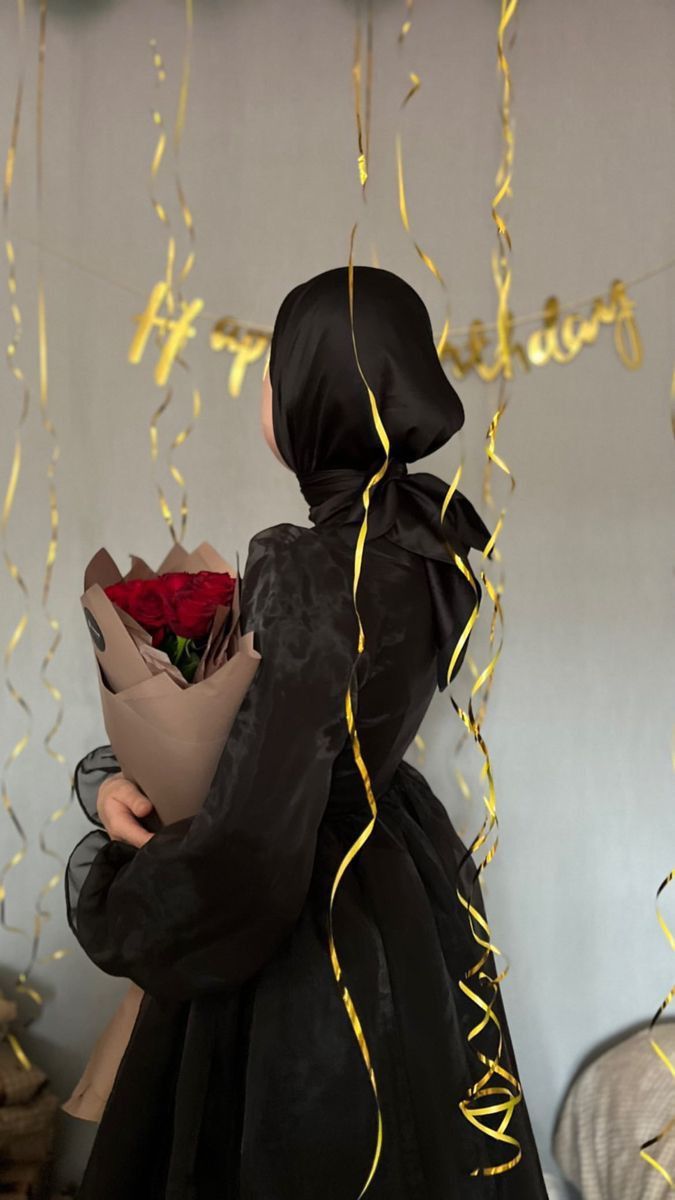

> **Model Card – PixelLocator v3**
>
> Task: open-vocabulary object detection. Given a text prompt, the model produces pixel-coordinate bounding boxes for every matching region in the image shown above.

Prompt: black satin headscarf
[269,265,491,689]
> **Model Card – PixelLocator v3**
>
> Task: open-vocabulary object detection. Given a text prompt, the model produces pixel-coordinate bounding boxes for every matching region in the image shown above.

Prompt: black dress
[65,520,548,1199]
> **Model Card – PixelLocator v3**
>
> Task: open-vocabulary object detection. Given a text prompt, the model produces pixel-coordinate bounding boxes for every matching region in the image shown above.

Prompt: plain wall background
[0,0,673,1192]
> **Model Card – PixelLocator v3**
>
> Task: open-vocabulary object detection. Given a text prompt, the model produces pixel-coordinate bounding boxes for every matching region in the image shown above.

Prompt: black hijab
[269,265,491,690]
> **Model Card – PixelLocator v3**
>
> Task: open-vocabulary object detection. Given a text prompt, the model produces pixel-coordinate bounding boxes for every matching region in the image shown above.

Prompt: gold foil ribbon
[325,225,389,1196]
[395,129,446,292]
[392,0,522,1169]
[445,412,521,1176]
[17,0,74,1019]
[0,0,35,1064]
[352,0,375,194]
[398,0,414,44]
[640,904,675,1186]
[451,458,503,845]
[442,0,524,1174]
[128,0,203,543]
[639,371,675,1187]
[394,17,450,356]
[394,0,473,939]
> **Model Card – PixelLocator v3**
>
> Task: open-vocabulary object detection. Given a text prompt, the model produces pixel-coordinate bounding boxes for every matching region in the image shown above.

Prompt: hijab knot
[296,455,493,689]
[297,459,408,528]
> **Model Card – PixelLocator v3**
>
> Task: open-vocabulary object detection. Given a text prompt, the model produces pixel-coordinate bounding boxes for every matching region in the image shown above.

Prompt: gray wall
[0,0,672,1192]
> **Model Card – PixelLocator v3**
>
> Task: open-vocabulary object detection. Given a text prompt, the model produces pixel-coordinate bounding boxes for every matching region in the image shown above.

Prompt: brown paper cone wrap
[60,982,145,1122]
[64,542,260,1123]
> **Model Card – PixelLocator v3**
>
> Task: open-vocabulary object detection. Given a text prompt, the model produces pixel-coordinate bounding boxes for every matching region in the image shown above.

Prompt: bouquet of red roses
[80,540,261,826]
[64,540,261,1126]
[105,568,237,683]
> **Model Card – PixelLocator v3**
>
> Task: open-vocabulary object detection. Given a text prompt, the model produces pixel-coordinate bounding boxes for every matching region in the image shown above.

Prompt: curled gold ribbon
[443,532,523,1174]
[352,8,371,191]
[391,2,475,835]
[640,894,675,1186]
[394,24,451,356]
[444,0,524,1175]
[398,0,414,44]
[325,223,388,1197]
[18,0,74,1017]
[639,375,675,1187]
[392,6,522,1167]
[129,0,202,543]
[1,0,34,1019]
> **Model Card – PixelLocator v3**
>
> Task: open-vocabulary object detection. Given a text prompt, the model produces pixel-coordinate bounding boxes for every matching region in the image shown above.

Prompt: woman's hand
[97,774,157,848]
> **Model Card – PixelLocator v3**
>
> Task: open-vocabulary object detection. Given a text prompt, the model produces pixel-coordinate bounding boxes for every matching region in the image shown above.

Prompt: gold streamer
[639,369,675,1187]
[0,0,35,1028]
[394,14,451,355]
[352,11,369,191]
[452,403,507,748]
[395,132,446,292]
[392,9,522,1164]
[455,392,510,780]
[392,2,522,1167]
[444,541,523,1174]
[639,897,675,1187]
[325,224,389,1197]
[398,0,414,44]
[128,0,203,543]
[353,6,381,282]
[394,7,478,842]
[443,0,524,1174]
[364,3,373,183]
[15,0,74,1019]
[451,432,507,846]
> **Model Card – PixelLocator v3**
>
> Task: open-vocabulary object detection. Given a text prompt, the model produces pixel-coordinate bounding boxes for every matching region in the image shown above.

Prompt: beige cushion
[554,1023,675,1200]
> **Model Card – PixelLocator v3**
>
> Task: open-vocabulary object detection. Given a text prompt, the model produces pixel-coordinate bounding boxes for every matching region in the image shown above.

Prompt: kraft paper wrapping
[63,542,261,1123]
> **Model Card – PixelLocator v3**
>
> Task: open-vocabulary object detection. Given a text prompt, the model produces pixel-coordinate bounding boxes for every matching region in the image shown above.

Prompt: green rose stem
[163,632,202,683]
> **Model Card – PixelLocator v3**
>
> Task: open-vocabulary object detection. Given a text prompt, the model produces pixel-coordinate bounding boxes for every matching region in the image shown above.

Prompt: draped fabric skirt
[74,758,548,1200]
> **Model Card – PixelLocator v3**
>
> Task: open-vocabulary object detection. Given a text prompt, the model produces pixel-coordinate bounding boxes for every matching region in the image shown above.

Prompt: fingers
[129,792,154,818]
[97,774,157,848]
[110,808,155,849]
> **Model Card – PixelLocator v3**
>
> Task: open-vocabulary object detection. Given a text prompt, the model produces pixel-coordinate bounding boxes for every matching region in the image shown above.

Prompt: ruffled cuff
[65,826,113,946]
[74,744,123,829]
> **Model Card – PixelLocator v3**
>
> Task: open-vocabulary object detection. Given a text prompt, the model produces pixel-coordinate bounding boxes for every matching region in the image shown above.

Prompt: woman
[65,266,548,1199]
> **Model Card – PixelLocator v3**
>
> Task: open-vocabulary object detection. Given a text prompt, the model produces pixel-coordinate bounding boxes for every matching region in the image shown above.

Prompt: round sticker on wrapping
[84,607,105,653]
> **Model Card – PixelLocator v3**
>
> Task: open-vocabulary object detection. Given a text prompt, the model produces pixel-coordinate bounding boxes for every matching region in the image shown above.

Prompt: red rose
[104,570,236,644]
[105,577,167,631]
[163,571,236,639]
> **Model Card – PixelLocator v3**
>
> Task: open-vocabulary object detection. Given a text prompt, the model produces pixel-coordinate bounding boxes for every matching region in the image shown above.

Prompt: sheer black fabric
[72,743,120,828]
[65,265,547,1197]
[65,522,547,1199]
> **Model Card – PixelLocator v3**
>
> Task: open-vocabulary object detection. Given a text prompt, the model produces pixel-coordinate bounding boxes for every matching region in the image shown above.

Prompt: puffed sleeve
[72,744,123,829]
[64,525,357,1002]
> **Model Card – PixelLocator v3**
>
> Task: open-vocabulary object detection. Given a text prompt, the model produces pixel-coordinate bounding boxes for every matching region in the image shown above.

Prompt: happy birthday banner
[129,272,645,399]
